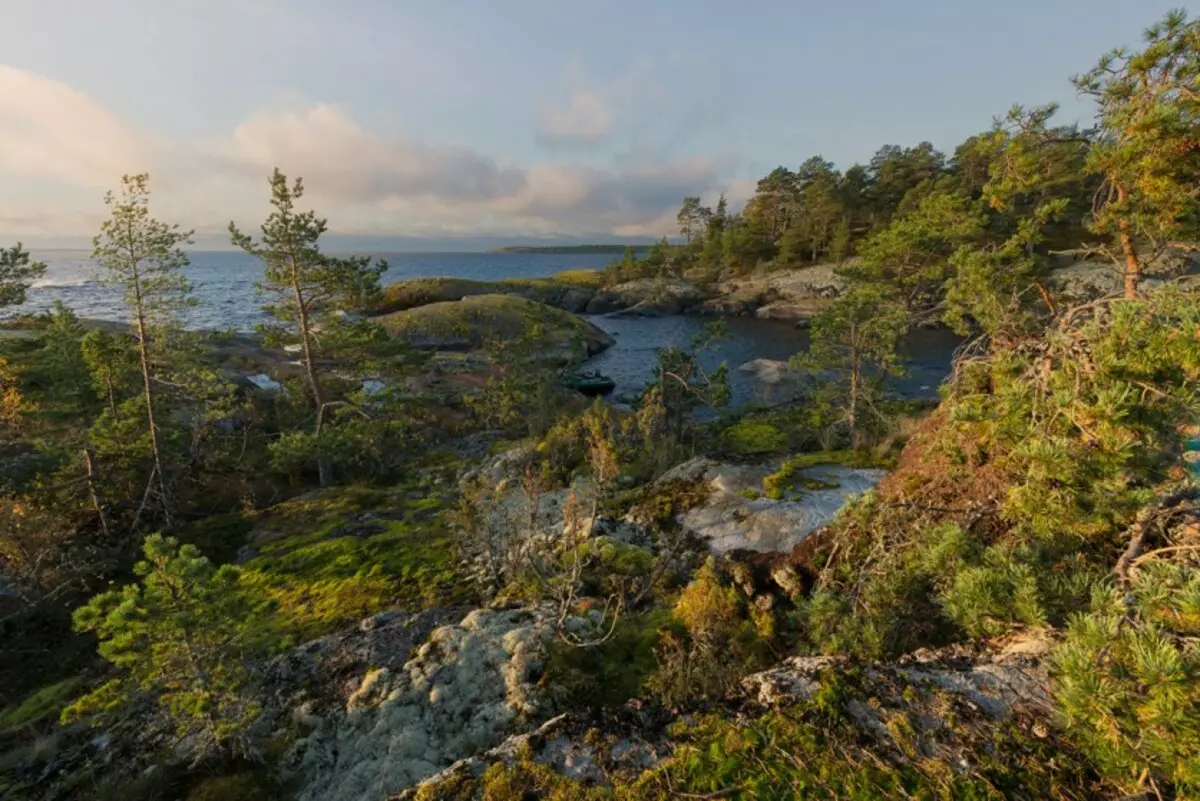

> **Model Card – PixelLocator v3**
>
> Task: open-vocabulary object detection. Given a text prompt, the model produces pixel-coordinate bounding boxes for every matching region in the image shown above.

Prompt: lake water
[8,249,959,403]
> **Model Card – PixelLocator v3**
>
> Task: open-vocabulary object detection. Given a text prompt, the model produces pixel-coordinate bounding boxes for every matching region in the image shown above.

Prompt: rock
[375,294,614,360]
[677,460,887,554]
[738,358,800,387]
[460,443,537,488]
[743,635,1056,770]
[558,287,594,314]
[287,606,557,801]
[392,714,663,799]
[770,564,804,598]
[655,456,718,486]
[371,276,601,316]
[584,294,622,314]
[605,278,711,316]
[244,373,285,393]
[754,299,830,322]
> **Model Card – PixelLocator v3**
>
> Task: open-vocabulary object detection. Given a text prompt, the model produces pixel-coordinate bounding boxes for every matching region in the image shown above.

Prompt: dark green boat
[565,369,616,396]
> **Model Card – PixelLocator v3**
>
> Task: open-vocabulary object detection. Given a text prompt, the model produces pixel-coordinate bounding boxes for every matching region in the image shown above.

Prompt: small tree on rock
[796,285,909,443]
[230,169,387,487]
[93,174,194,526]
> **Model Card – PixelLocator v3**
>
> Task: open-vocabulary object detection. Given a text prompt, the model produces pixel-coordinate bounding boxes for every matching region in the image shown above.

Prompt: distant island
[488,244,653,254]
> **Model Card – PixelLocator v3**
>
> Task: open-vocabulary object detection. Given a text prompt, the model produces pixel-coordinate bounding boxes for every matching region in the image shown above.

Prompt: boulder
[584,293,622,314]
[738,358,800,387]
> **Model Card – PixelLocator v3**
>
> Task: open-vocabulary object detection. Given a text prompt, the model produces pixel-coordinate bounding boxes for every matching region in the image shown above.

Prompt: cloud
[223,105,528,203]
[0,66,151,187]
[537,88,614,145]
[0,65,733,241]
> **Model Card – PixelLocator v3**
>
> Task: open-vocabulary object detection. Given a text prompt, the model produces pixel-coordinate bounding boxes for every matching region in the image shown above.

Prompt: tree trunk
[1116,186,1140,299]
[292,272,333,487]
[83,447,110,537]
[104,378,118,419]
[134,286,172,526]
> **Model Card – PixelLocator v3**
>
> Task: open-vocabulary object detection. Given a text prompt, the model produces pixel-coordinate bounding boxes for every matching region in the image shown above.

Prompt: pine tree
[93,174,193,526]
[82,329,137,419]
[1073,10,1200,298]
[230,169,387,487]
[852,189,985,318]
[64,534,276,762]
[0,243,46,308]
[797,285,909,440]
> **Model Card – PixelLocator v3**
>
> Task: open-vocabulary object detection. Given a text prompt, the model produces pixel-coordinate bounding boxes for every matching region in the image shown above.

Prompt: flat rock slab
[678,461,886,554]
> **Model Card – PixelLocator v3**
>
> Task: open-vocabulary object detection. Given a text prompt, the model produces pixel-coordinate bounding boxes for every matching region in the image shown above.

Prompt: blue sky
[0,0,1187,248]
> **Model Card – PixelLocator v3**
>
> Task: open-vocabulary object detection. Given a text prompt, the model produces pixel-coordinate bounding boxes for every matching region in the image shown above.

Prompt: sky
[0,0,1188,250]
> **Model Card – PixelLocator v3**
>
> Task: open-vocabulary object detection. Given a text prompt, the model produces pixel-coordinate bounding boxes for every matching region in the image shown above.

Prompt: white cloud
[0,65,732,242]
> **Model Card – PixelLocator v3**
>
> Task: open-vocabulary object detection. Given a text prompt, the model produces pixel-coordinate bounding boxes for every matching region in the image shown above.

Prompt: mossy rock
[371,272,601,316]
[375,294,613,358]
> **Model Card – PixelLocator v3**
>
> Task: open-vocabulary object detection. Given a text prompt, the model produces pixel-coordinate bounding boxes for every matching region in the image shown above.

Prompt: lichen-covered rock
[743,631,1057,767]
[390,714,663,800]
[286,606,557,801]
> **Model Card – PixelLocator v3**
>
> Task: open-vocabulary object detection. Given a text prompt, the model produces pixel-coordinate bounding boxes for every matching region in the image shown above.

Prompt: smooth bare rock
[678,460,887,554]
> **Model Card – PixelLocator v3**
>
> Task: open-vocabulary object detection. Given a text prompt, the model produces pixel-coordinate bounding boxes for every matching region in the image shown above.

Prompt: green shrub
[1054,562,1200,797]
[721,418,788,455]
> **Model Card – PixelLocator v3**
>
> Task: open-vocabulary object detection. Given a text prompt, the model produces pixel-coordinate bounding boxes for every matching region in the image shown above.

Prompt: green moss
[541,610,675,711]
[0,678,82,735]
[763,449,884,499]
[235,486,473,639]
[721,419,789,455]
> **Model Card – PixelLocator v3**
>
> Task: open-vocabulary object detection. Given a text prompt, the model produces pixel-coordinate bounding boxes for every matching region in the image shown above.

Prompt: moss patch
[763,449,886,500]
[235,485,474,639]
[0,678,82,735]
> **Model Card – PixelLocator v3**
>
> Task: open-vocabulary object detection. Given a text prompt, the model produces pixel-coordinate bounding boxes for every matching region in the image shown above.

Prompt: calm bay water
[8,249,958,403]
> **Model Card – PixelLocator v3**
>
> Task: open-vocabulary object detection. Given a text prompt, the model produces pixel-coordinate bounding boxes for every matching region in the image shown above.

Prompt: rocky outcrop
[370,275,604,316]
[393,631,1061,799]
[375,294,614,360]
[285,606,558,801]
[743,630,1057,765]
[391,714,662,799]
[596,278,712,317]
[672,459,887,554]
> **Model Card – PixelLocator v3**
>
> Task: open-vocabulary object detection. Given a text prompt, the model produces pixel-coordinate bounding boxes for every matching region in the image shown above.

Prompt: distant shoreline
[488,244,653,255]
